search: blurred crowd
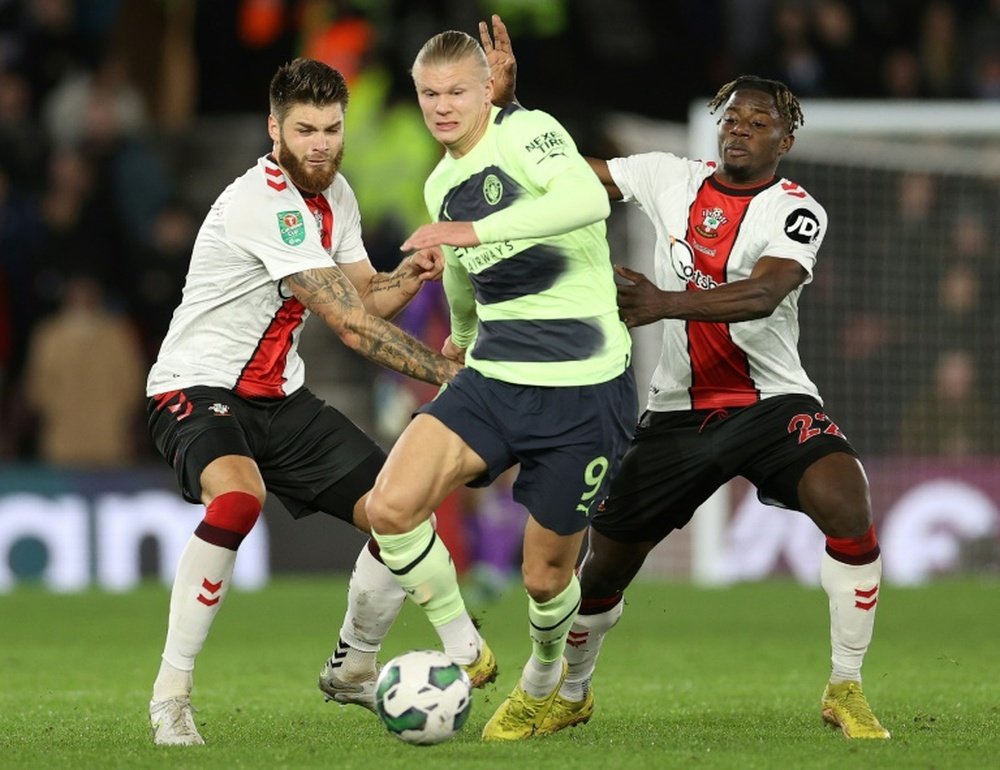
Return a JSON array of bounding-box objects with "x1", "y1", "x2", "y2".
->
[{"x1": 0, "y1": 0, "x2": 998, "y2": 472}]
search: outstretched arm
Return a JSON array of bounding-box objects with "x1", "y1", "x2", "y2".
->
[
  {"x1": 615, "y1": 257, "x2": 807, "y2": 327},
  {"x1": 339, "y1": 248, "x2": 445, "y2": 320},
  {"x1": 285, "y1": 266, "x2": 461, "y2": 385},
  {"x1": 480, "y1": 14, "x2": 517, "y2": 108}
]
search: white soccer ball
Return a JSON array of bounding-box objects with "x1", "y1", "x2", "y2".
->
[{"x1": 374, "y1": 650, "x2": 472, "y2": 745}]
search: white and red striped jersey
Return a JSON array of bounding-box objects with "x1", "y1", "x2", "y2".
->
[
  {"x1": 608, "y1": 151, "x2": 827, "y2": 412},
  {"x1": 146, "y1": 155, "x2": 368, "y2": 398}
]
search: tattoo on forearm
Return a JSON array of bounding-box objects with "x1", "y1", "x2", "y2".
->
[
  {"x1": 288, "y1": 267, "x2": 456, "y2": 385},
  {"x1": 353, "y1": 314, "x2": 458, "y2": 384},
  {"x1": 368, "y1": 273, "x2": 405, "y2": 294}
]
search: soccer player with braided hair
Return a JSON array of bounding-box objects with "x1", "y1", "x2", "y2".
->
[{"x1": 482, "y1": 14, "x2": 889, "y2": 740}]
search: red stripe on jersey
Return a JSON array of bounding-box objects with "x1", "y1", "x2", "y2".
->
[
  {"x1": 234, "y1": 297, "x2": 306, "y2": 398},
  {"x1": 263, "y1": 158, "x2": 286, "y2": 190},
  {"x1": 685, "y1": 177, "x2": 774, "y2": 409},
  {"x1": 303, "y1": 193, "x2": 333, "y2": 250}
]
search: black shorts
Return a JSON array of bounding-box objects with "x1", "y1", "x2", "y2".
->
[
  {"x1": 148, "y1": 385, "x2": 385, "y2": 521},
  {"x1": 592, "y1": 394, "x2": 859, "y2": 544},
  {"x1": 416, "y1": 367, "x2": 638, "y2": 536}
]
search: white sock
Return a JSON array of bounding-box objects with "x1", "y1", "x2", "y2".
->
[
  {"x1": 152, "y1": 535, "x2": 236, "y2": 700},
  {"x1": 520, "y1": 655, "x2": 564, "y2": 699},
  {"x1": 559, "y1": 600, "x2": 624, "y2": 701},
  {"x1": 330, "y1": 542, "x2": 406, "y2": 678},
  {"x1": 821, "y1": 552, "x2": 881, "y2": 684},
  {"x1": 437, "y1": 614, "x2": 481, "y2": 665},
  {"x1": 152, "y1": 659, "x2": 191, "y2": 702}
]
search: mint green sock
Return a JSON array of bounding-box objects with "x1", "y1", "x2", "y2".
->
[
  {"x1": 528, "y1": 574, "x2": 582, "y2": 664},
  {"x1": 373, "y1": 520, "x2": 466, "y2": 627}
]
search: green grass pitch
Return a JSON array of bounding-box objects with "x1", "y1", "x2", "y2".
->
[{"x1": 1, "y1": 577, "x2": 998, "y2": 769}]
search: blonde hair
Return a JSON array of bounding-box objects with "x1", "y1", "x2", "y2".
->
[{"x1": 412, "y1": 30, "x2": 489, "y2": 80}]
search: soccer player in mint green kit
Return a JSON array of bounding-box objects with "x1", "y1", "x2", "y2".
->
[{"x1": 365, "y1": 28, "x2": 637, "y2": 741}]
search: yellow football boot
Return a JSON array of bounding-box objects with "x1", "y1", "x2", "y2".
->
[
  {"x1": 463, "y1": 639, "x2": 499, "y2": 688},
  {"x1": 536, "y1": 688, "x2": 594, "y2": 735},
  {"x1": 481, "y1": 661, "x2": 567, "y2": 741},
  {"x1": 821, "y1": 681, "x2": 891, "y2": 739}
]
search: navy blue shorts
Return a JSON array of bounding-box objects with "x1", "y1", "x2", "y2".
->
[
  {"x1": 148, "y1": 385, "x2": 384, "y2": 521},
  {"x1": 416, "y1": 367, "x2": 638, "y2": 535},
  {"x1": 592, "y1": 394, "x2": 860, "y2": 544}
]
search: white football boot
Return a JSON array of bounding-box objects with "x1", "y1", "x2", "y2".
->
[
  {"x1": 149, "y1": 696, "x2": 205, "y2": 745},
  {"x1": 318, "y1": 658, "x2": 379, "y2": 713}
]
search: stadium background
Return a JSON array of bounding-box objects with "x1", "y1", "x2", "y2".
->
[{"x1": 0, "y1": 0, "x2": 998, "y2": 593}]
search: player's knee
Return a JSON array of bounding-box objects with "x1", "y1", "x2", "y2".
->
[
  {"x1": 806, "y1": 482, "x2": 872, "y2": 537},
  {"x1": 579, "y1": 544, "x2": 646, "y2": 597},
  {"x1": 820, "y1": 509, "x2": 873, "y2": 539},
  {"x1": 365, "y1": 488, "x2": 412, "y2": 535},
  {"x1": 521, "y1": 565, "x2": 570, "y2": 603},
  {"x1": 196, "y1": 490, "x2": 263, "y2": 550}
]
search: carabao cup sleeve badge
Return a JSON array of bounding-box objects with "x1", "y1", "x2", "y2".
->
[{"x1": 277, "y1": 210, "x2": 306, "y2": 246}]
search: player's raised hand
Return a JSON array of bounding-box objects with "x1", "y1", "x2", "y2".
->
[
  {"x1": 479, "y1": 14, "x2": 517, "y2": 107},
  {"x1": 615, "y1": 264, "x2": 665, "y2": 327},
  {"x1": 402, "y1": 221, "x2": 480, "y2": 252}
]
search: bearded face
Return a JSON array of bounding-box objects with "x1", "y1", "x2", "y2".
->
[
  {"x1": 276, "y1": 136, "x2": 343, "y2": 194},
  {"x1": 269, "y1": 101, "x2": 346, "y2": 194}
]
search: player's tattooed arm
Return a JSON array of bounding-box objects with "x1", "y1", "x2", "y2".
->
[
  {"x1": 285, "y1": 266, "x2": 461, "y2": 385},
  {"x1": 344, "y1": 248, "x2": 445, "y2": 320}
]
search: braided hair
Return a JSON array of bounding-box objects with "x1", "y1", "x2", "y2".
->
[{"x1": 707, "y1": 76, "x2": 804, "y2": 133}]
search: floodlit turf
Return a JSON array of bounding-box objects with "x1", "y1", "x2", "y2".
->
[{"x1": 1, "y1": 577, "x2": 997, "y2": 769}]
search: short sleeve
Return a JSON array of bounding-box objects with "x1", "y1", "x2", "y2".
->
[
  {"x1": 329, "y1": 175, "x2": 368, "y2": 265},
  {"x1": 761, "y1": 190, "x2": 828, "y2": 281},
  {"x1": 225, "y1": 189, "x2": 333, "y2": 281},
  {"x1": 607, "y1": 152, "x2": 691, "y2": 207}
]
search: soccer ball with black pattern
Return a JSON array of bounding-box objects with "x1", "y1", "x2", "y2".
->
[{"x1": 374, "y1": 650, "x2": 472, "y2": 745}]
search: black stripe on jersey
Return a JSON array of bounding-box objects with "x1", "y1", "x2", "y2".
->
[
  {"x1": 438, "y1": 165, "x2": 523, "y2": 222},
  {"x1": 494, "y1": 103, "x2": 524, "y2": 124},
  {"x1": 470, "y1": 244, "x2": 566, "y2": 304},
  {"x1": 474, "y1": 318, "x2": 605, "y2": 362}
]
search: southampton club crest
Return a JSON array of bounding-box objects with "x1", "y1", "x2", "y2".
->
[
  {"x1": 208, "y1": 402, "x2": 231, "y2": 416},
  {"x1": 694, "y1": 207, "x2": 728, "y2": 238}
]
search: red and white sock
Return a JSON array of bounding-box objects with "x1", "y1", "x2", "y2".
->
[
  {"x1": 558, "y1": 594, "x2": 624, "y2": 701},
  {"x1": 152, "y1": 491, "x2": 260, "y2": 701},
  {"x1": 821, "y1": 525, "x2": 881, "y2": 684}
]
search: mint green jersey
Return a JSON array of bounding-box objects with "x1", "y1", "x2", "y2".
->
[{"x1": 425, "y1": 104, "x2": 631, "y2": 387}]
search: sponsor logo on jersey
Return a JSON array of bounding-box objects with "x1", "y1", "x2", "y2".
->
[
  {"x1": 524, "y1": 130, "x2": 567, "y2": 162},
  {"x1": 208, "y1": 402, "x2": 231, "y2": 416},
  {"x1": 669, "y1": 236, "x2": 720, "y2": 290},
  {"x1": 784, "y1": 208, "x2": 821, "y2": 244},
  {"x1": 483, "y1": 174, "x2": 503, "y2": 205},
  {"x1": 277, "y1": 210, "x2": 306, "y2": 246},
  {"x1": 694, "y1": 207, "x2": 728, "y2": 238}
]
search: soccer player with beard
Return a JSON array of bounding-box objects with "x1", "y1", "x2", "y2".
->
[
  {"x1": 145, "y1": 59, "x2": 462, "y2": 745},
  {"x1": 481, "y1": 15, "x2": 890, "y2": 741}
]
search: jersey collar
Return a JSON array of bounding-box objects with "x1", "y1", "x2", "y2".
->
[{"x1": 708, "y1": 174, "x2": 781, "y2": 197}]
